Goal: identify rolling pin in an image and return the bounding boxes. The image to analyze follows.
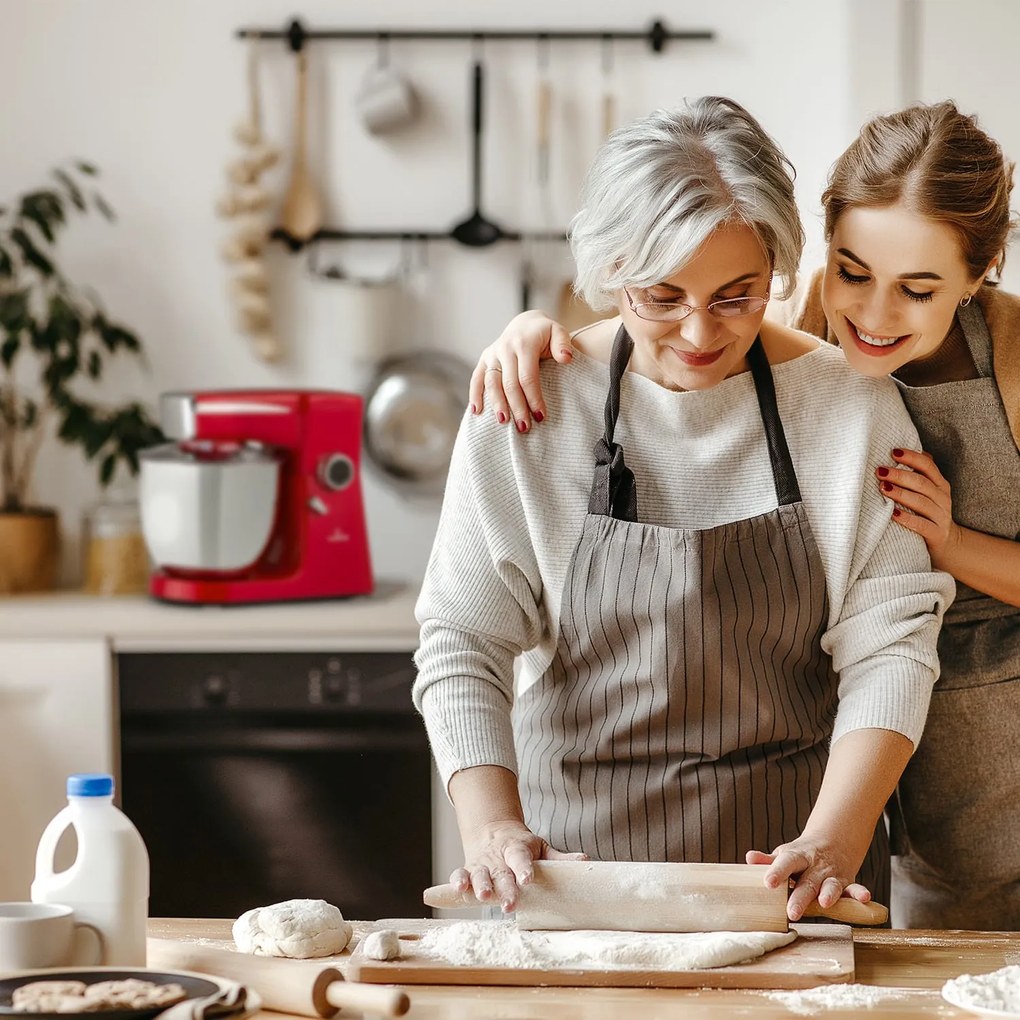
[424,860,889,932]
[146,937,409,1018]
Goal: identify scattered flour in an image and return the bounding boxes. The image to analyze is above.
[943,965,1020,1015]
[416,920,795,971]
[767,984,914,1015]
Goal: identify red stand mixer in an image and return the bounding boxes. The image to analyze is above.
[139,390,373,604]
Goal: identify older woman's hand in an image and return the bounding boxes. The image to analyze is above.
[452,819,587,913]
[745,841,874,922]
[467,310,574,430]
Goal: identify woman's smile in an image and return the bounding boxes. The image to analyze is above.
[845,317,913,357]
[667,343,727,367]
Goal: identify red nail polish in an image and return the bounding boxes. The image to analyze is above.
[882,481,893,492]
[533,410,544,423]
[877,467,889,478]
[497,412,506,424]
[517,420,528,433]
[892,448,904,458]
[469,403,477,415]
[893,508,901,517]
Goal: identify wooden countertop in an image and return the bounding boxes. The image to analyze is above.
[148,918,1020,1018]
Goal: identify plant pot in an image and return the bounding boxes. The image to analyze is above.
[0,508,60,594]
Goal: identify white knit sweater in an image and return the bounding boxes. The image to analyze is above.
[414,339,954,790]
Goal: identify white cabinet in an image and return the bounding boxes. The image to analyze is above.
[0,639,114,900]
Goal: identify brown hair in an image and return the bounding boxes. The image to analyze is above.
[822,101,1016,281]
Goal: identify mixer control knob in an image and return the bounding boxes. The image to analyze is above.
[318,454,354,491]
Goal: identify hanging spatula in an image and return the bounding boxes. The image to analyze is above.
[424,860,888,933]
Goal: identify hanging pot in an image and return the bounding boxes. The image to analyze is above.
[363,350,473,497]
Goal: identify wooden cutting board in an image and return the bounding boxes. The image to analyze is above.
[345,919,855,989]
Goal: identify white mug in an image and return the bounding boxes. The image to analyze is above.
[356,64,418,135]
[0,902,103,970]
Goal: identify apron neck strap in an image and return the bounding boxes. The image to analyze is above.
[956,300,994,377]
[747,337,802,506]
[589,324,638,519]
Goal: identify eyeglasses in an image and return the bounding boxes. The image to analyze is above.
[624,287,769,322]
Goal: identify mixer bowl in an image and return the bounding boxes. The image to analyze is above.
[139,440,283,572]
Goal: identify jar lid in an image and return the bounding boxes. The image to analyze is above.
[67,773,114,797]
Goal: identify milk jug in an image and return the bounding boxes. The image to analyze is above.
[31,773,149,966]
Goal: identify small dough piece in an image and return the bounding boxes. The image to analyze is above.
[233,898,353,958]
[362,929,401,961]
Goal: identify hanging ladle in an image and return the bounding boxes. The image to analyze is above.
[451,60,505,247]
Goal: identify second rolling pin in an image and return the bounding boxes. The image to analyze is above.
[146,937,409,1018]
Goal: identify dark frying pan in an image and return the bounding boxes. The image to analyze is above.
[363,350,473,496]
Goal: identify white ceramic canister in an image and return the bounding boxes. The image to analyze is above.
[31,773,150,966]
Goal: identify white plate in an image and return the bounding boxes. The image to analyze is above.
[943,973,1020,1018]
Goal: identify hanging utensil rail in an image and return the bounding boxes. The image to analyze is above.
[236,19,713,53]
[237,17,716,250]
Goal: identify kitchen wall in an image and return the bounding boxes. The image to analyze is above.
[0,0,911,587]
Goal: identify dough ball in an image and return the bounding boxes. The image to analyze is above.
[362,929,401,961]
[233,898,353,958]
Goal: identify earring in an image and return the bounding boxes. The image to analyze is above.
[960,294,973,307]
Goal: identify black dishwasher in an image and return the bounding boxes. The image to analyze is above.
[117,650,431,920]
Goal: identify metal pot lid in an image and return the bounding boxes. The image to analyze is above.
[363,350,472,494]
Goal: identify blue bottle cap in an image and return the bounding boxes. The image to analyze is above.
[67,774,114,797]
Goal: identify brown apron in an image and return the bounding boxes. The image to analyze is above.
[890,301,1020,930]
[513,326,888,899]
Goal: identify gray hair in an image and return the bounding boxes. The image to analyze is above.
[571,96,804,310]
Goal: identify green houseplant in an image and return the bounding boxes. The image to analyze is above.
[0,163,164,592]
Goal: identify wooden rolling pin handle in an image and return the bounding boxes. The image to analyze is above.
[322,976,409,1017]
[146,938,409,1018]
[802,898,889,926]
[423,883,480,910]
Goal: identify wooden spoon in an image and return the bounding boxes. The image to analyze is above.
[279,49,322,243]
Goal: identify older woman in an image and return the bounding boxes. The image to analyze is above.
[413,97,952,922]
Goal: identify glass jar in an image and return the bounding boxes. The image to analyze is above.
[81,497,150,596]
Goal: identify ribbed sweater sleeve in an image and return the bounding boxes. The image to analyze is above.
[413,409,544,787]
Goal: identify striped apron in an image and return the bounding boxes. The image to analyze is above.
[513,326,888,900]
[890,301,1020,930]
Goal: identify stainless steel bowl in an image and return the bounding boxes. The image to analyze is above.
[139,440,283,572]
[363,350,473,497]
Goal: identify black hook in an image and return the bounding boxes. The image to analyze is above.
[286,18,306,52]
[648,19,667,53]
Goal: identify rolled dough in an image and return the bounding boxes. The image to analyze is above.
[417,920,797,970]
[233,898,353,958]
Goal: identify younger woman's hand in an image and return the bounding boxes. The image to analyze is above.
[746,840,873,922]
[877,447,961,566]
[452,819,587,913]
[467,310,574,430]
